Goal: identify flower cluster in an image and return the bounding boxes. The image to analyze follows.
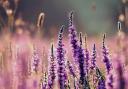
[0,9,128,89]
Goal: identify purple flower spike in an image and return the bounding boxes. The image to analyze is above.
[77,46,85,85]
[84,35,90,75]
[68,12,86,85]
[85,49,89,75]
[47,43,56,89]
[33,80,38,88]
[57,25,67,89]
[32,46,40,73]
[69,11,74,26]
[116,60,125,89]
[91,44,96,70]
[79,33,89,77]
[102,34,112,74]
[68,11,79,62]
[67,60,76,77]
[102,34,113,89]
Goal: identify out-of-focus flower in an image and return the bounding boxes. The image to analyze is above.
[37,12,45,29]
[33,80,38,89]
[116,60,126,89]
[119,14,125,22]
[32,45,40,74]
[106,73,113,89]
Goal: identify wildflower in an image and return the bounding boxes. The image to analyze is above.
[102,34,113,88]
[90,44,97,89]
[116,60,125,89]
[57,25,67,89]
[32,45,40,74]
[47,43,56,89]
[102,34,112,74]
[91,44,96,70]
[80,33,90,75]
[78,47,90,89]
[68,11,79,62]
[77,45,86,85]
[33,80,38,88]
[78,33,90,88]
[85,50,89,74]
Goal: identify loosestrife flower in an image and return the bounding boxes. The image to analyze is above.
[102,34,112,74]
[47,43,56,89]
[117,21,128,65]
[68,12,89,88]
[91,44,96,70]
[32,46,40,73]
[116,60,125,89]
[102,34,113,89]
[68,11,79,62]
[78,47,90,89]
[33,80,38,88]
[90,44,97,89]
[84,35,90,75]
[79,33,90,89]
[16,49,28,89]
[79,33,89,75]
[57,25,67,89]
[77,45,86,86]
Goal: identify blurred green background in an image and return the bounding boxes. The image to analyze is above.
[1,0,127,36]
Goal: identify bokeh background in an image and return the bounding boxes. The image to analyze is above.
[0,1,128,89]
[0,0,128,37]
